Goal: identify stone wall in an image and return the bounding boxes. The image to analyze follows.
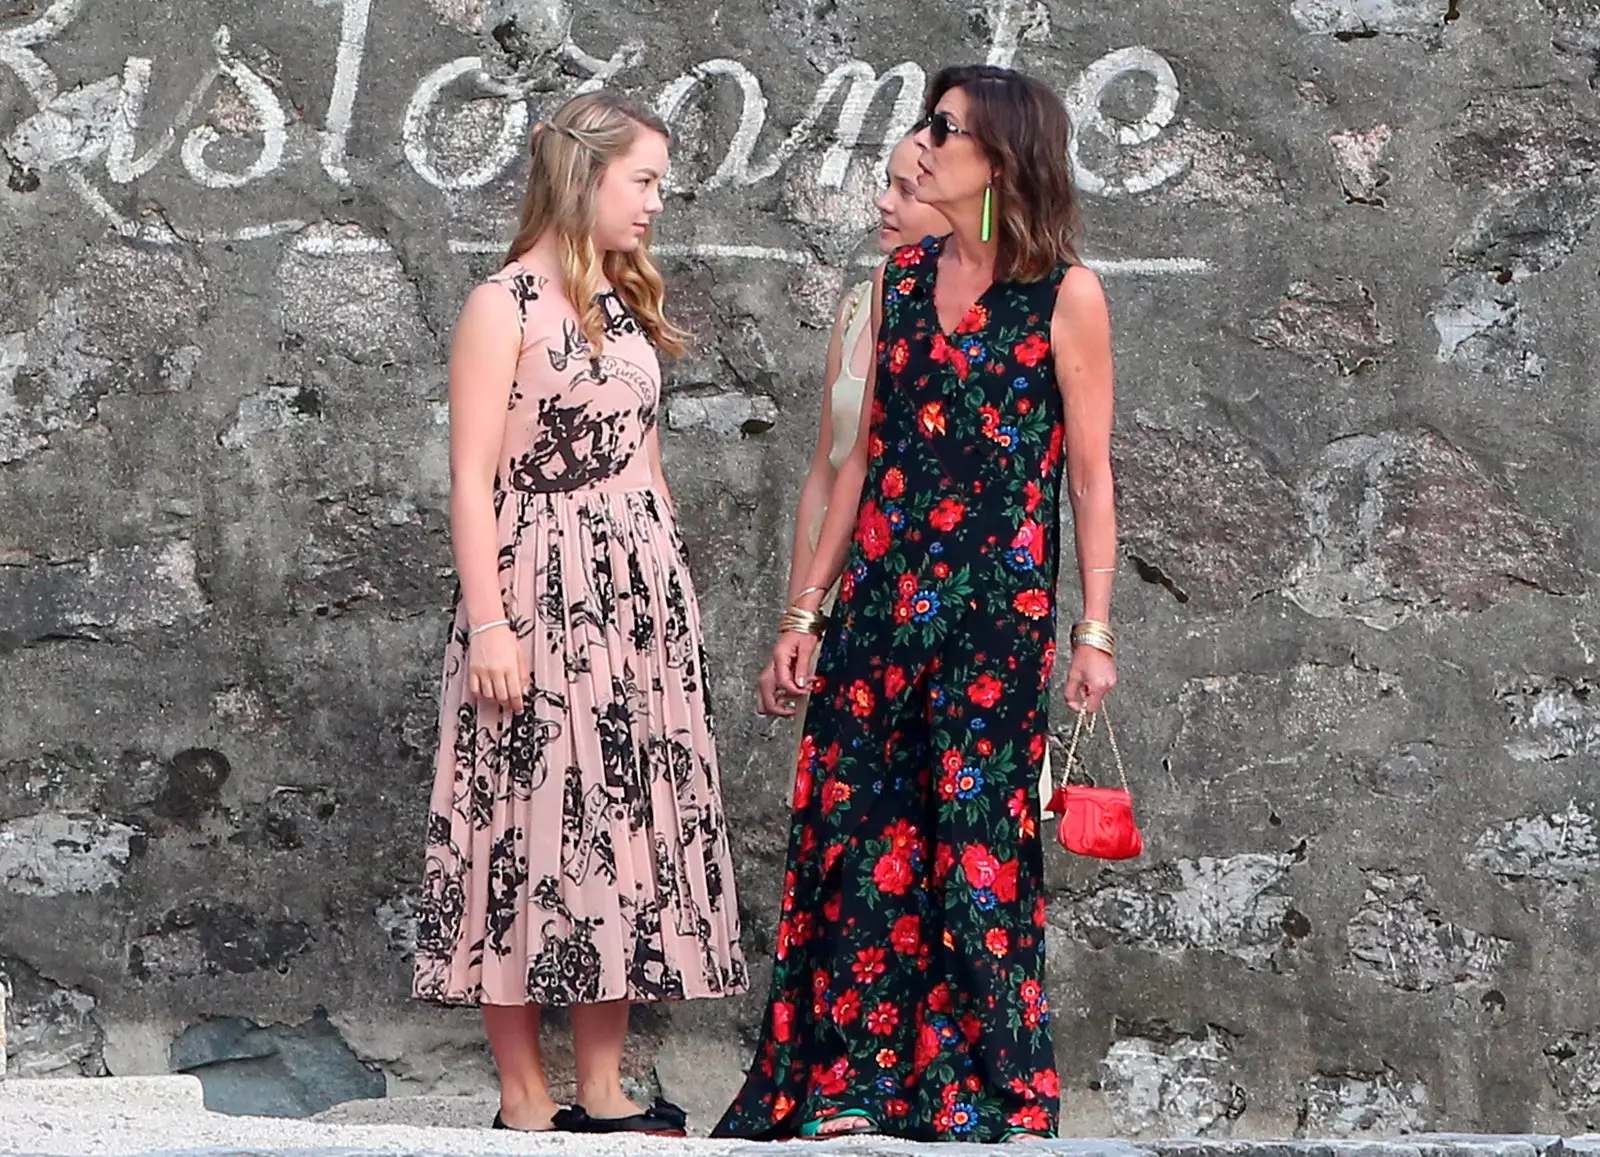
[3,0,1599,1137]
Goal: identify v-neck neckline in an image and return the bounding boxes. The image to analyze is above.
[927,235,998,342]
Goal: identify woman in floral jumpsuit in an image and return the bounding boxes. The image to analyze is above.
[715,65,1120,1143]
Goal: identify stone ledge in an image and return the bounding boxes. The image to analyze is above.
[0,1074,206,1112]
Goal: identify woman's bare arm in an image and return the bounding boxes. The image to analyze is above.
[1052,264,1117,623]
[784,288,857,602]
[449,284,521,631]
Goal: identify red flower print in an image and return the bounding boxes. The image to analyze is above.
[889,339,910,374]
[1024,480,1043,513]
[873,852,913,895]
[1020,979,1042,1004]
[1029,730,1047,764]
[816,1057,851,1095]
[823,894,842,923]
[876,1047,898,1067]
[853,946,888,984]
[1034,894,1048,927]
[886,1098,911,1118]
[870,434,885,459]
[956,303,990,334]
[854,501,892,560]
[942,748,963,774]
[961,844,1001,888]
[1044,425,1064,472]
[915,1023,939,1071]
[1010,1105,1052,1132]
[1018,397,1032,414]
[884,664,907,698]
[891,914,921,954]
[1034,1069,1060,1098]
[884,819,919,851]
[1008,789,1028,819]
[792,763,813,810]
[1014,332,1050,367]
[773,1000,794,1043]
[934,843,956,883]
[919,401,947,436]
[1012,518,1047,566]
[930,498,965,532]
[897,572,918,597]
[979,404,1001,435]
[933,561,950,578]
[961,1013,983,1042]
[929,982,953,1013]
[968,672,1003,708]
[822,741,842,771]
[867,1002,900,1036]
[833,989,862,1026]
[773,1093,795,1119]
[894,244,923,267]
[1014,588,1050,619]
[896,276,916,295]
[893,599,913,624]
[1041,640,1057,684]
[840,569,855,601]
[822,777,851,815]
[937,768,959,801]
[995,858,1020,903]
[822,843,843,874]
[848,679,875,717]
[882,466,906,498]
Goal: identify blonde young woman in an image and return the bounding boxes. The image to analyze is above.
[754,137,953,720]
[412,90,747,1136]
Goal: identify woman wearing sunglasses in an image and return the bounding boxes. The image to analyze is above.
[714,63,1117,1143]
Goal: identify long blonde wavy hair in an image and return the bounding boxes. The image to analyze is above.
[504,91,689,357]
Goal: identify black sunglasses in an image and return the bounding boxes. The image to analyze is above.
[914,109,973,147]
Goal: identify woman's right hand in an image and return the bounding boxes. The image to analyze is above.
[773,630,820,699]
[468,624,527,714]
[756,661,800,717]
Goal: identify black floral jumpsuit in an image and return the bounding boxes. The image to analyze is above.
[714,235,1071,1143]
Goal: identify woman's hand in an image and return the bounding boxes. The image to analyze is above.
[773,631,821,699]
[468,625,527,714]
[756,660,801,717]
[1064,643,1117,714]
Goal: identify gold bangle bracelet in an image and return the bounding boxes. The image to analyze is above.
[1072,635,1116,657]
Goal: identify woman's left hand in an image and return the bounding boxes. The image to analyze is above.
[1064,643,1117,713]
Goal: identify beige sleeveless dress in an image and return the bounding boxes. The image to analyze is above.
[413,262,747,1007]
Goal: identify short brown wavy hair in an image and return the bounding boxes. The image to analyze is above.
[924,64,1082,282]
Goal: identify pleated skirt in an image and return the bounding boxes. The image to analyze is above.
[412,486,748,1007]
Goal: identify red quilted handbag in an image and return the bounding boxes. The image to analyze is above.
[1044,708,1144,860]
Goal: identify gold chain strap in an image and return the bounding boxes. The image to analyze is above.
[1051,706,1128,793]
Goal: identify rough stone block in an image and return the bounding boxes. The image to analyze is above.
[1289,431,1583,627]
[1252,279,1393,374]
[0,812,138,896]
[1346,874,1511,992]
[0,958,105,1079]
[0,541,210,649]
[1468,804,1600,885]
[1298,1069,1432,1136]
[1115,424,1302,610]
[1098,1026,1246,1137]
[1053,853,1302,966]
[169,1010,385,1117]
[1291,0,1453,37]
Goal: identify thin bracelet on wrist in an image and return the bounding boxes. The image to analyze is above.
[468,618,510,639]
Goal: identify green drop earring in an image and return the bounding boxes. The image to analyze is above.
[980,183,993,243]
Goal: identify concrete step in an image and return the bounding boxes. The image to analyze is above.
[1,1080,1598,1157]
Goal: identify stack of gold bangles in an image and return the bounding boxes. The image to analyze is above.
[1070,619,1116,657]
[778,584,830,637]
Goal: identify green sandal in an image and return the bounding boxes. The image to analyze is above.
[1001,1128,1053,1143]
[798,1110,880,1138]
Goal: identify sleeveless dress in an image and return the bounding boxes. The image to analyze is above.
[799,277,1055,806]
[412,262,748,1008]
[715,235,1069,1141]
